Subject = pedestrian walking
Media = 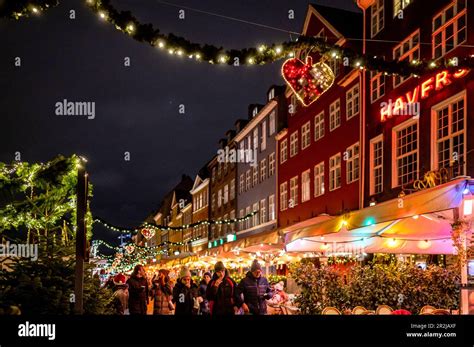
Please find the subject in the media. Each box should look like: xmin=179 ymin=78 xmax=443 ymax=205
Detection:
xmin=127 ymin=264 xmax=149 ymax=315
xmin=172 ymin=266 xmax=198 ymax=315
xmin=151 ymin=269 xmax=174 ymax=315
xmin=206 ymin=261 xmax=238 ymax=316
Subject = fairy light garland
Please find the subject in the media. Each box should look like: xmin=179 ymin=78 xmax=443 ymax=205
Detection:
xmin=2 ymin=0 xmax=474 ymax=75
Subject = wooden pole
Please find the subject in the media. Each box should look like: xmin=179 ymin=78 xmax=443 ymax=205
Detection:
xmin=74 ymin=160 xmax=88 ymax=314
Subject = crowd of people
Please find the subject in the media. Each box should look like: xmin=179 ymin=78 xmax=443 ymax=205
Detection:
xmin=103 ymin=259 xmax=289 ymax=315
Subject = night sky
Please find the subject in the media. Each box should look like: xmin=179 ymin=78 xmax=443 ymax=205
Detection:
xmin=0 ymin=0 xmax=357 ymax=244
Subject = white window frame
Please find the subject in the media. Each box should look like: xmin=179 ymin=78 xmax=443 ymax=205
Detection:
xmin=314 ymin=161 xmax=325 ymax=197
xmin=269 ymin=110 xmax=276 ymax=135
xmin=432 ymin=0 xmax=467 ymax=59
xmin=290 ymin=131 xmax=299 ymax=157
xmin=280 ymin=182 xmax=288 ymax=211
xmin=329 ymin=99 xmax=341 ymax=131
xmin=260 ymin=198 xmax=267 ymax=224
xmin=346 ymin=83 xmax=360 ymax=120
xmin=371 ymin=0 xmax=384 ymax=37
xmin=290 ymin=176 xmax=299 ymax=207
xmin=269 ymin=152 xmax=276 ymax=176
xmin=393 ymin=30 xmax=420 ymax=87
xmin=392 ymin=118 xmax=419 ymax=188
xmin=301 ymin=121 xmax=311 ymax=150
xmin=280 ymin=139 xmax=288 ymax=163
xmin=253 ymin=166 xmax=258 ymax=187
xmin=301 ymin=169 xmax=311 ymax=203
xmin=239 ymin=174 xmax=244 ymax=194
xmin=245 ymin=170 xmax=251 ymax=191
xmin=269 ymin=195 xmax=275 ymax=221
xmin=431 ymin=91 xmax=467 ymax=175
xmin=314 ymin=111 xmax=325 ymax=142
xmin=329 ymin=153 xmax=342 ymax=191
xmin=245 ymin=206 xmax=251 ymax=229
xmin=268 ymin=89 xmax=275 ymax=101
xmin=260 ymin=158 xmax=267 ymax=182
xmin=253 ymin=128 xmax=259 ymax=151
xmin=261 ymin=120 xmax=267 ymax=151
xmin=346 ymin=142 xmax=360 ymax=184
xmin=370 ymin=71 xmax=385 ymax=103
xmin=369 ymin=135 xmax=384 ymax=196
xmin=252 ymin=202 xmax=259 ymax=226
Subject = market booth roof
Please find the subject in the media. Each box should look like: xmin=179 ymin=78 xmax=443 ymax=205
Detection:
xmin=285 ymin=178 xmax=472 ymax=255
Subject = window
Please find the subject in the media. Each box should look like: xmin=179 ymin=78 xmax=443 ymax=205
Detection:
xmin=301 ymin=122 xmax=311 ymax=149
xmin=268 ymin=88 xmax=275 ymax=100
xmin=217 ymin=189 xmax=222 ymax=207
xmin=260 ymin=159 xmax=267 ymax=182
xmin=370 ymin=135 xmax=384 ymax=195
xmin=290 ymin=131 xmax=299 ymax=157
xmin=301 ymin=170 xmax=310 ymax=202
xmin=252 ymin=202 xmax=259 ymax=227
xmin=329 ymin=153 xmax=342 ymax=191
xmin=253 ymin=166 xmax=258 ymax=186
xmin=269 ymin=195 xmax=275 ymax=221
xmin=394 ymin=0 xmax=412 ymax=17
xmin=346 ymin=84 xmax=360 ymax=120
xmin=245 ymin=170 xmax=251 ymax=191
xmin=314 ymin=111 xmax=325 ymax=142
xmin=314 ymin=162 xmax=325 ymax=197
xmin=230 ymin=179 xmax=235 ymax=200
xmin=239 ymin=209 xmax=244 ymax=231
xmin=280 ymin=139 xmax=288 ymax=163
xmin=280 ymin=182 xmax=288 ymax=211
xmin=239 ymin=174 xmax=244 ymax=194
xmin=370 ymin=72 xmax=385 ymax=103
xmin=328 ymin=58 xmax=340 ymax=78
xmin=223 ymin=184 xmax=229 ymax=204
xmin=245 ymin=206 xmax=251 ymax=229
xmin=290 ymin=176 xmax=298 ymax=207
xmin=346 ymin=142 xmax=360 ymax=184
xmin=269 ymin=153 xmax=276 ymax=176
xmin=253 ymin=128 xmax=259 ymax=151
xmin=433 ymin=94 xmax=466 ymax=176
xmin=290 ymin=94 xmax=299 ymax=115
xmin=269 ymin=110 xmax=276 ymax=135
xmin=329 ymin=99 xmax=341 ymax=131
xmin=260 ymin=199 xmax=267 ymax=224
xmin=211 ymin=193 xmax=216 ymax=210
xmin=371 ymin=0 xmax=384 ymax=37
xmin=393 ymin=30 xmax=420 ymax=87
xmin=247 ymin=136 xmax=252 ymax=153
xmin=432 ymin=0 xmax=466 ymax=59
xmin=393 ymin=119 xmax=418 ymax=187
xmin=261 ymin=121 xmax=267 ymax=151
xmin=252 ymin=107 xmax=259 ymax=117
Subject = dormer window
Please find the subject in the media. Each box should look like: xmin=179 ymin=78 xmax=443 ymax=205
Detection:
xmin=252 ymin=107 xmax=259 ymax=117
xmin=268 ymin=89 xmax=275 ymax=101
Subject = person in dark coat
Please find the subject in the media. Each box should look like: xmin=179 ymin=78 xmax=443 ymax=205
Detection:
xmin=236 ymin=260 xmax=273 ymax=315
xmin=206 ymin=262 xmax=238 ymax=316
xmin=151 ymin=269 xmax=174 ymax=315
xmin=198 ymin=272 xmax=212 ymax=316
xmin=172 ymin=267 xmax=198 ymax=315
xmin=127 ymin=265 xmax=149 ymax=315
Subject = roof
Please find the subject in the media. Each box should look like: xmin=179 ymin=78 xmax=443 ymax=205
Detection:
xmin=310 ymin=3 xmax=362 ymax=39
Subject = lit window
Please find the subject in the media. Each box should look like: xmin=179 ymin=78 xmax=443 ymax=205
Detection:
xmin=432 ymin=0 xmax=466 ymax=59
xmin=223 ymin=185 xmax=229 ymax=204
xmin=290 ymin=131 xmax=299 ymax=157
xmin=269 ymin=110 xmax=276 ymax=135
xmin=280 ymin=139 xmax=288 ymax=163
xmin=239 ymin=174 xmax=244 ymax=194
xmin=393 ymin=119 xmax=418 ymax=187
xmin=245 ymin=170 xmax=251 ymax=191
xmin=394 ymin=0 xmax=413 ymax=17
xmin=346 ymin=142 xmax=360 ymax=184
xmin=260 ymin=199 xmax=267 ymax=224
xmin=393 ymin=30 xmax=420 ymax=87
xmin=314 ymin=111 xmax=325 ymax=142
xmin=370 ymin=136 xmax=384 ymax=195
xmin=260 ymin=159 xmax=267 ymax=182
xmin=370 ymin=72 xmax=385 ymax=103
xmin=328 ymin=58 xmax=340 ymax=78
xmin=371 ymin=0 xmax=384 ymax=37
xmin=280 ymin=182 xmax=288 ymax=211
xmin=268 ymin=195 xmax=275 ymax=220
xmin=329 ymin=153 xmax=341 ymax=191
xmin=253 ymin=166 xmax=258 ymax=187
xmin=329 ymin=99 xmax=341 ymax=131
xmin=433 ymin=94 xmax=466 ymax=176
xmin=314 ymin=162 xmax=325 ymax=197
xmin=253 ymin=128 xmax=259 ymax=151
xmin=239 ymin=209 xmax=244 ymax=231
xmin=261 ymin=120 xmax=267 ymax=151
xmin=268 ymin=88 xmax=275 ymax=101
xmin=290 ymin=176 xmax=299 ymax=207
xmin=301 ymin=122 xmax=311 ymax=149
xmin=230 ymin=179 xmax=236 ymax=200
xmin=301 ymin=170 xmax=310 ymax=202
xmin=346 ymin=83 xmax=360 ymax=120
xmin=290 ymin=94 xmax=299 ymax=116
xmin=245 ymin=206 xmax=251 ymax=229
xmin=218 ymin=189 xmax=222 ymax=207
xmin=252 ymin=202 xmax=259 ymax=226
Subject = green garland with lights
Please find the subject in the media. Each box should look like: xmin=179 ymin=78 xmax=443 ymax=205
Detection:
xmin=2 ymin=0 xmax=474 ymax=75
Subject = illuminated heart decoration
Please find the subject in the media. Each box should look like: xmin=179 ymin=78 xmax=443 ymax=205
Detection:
xmin=141 ymin=228 xmax=155 ymax=240
xmin=282 ymin=56 xmax=335 ymax=107
xmin=125 ymin=244 xmax=135 ymax=254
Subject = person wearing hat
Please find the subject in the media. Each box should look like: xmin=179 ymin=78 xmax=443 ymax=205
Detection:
xmin=112 ymin=273 xmax=129 ymax=315
xmin=235 ymin=259 xmax=273 ymax=315
xmin=198 ymin=271 xmax=212 ymax=316
xmin=127 ymin=265 xmax=149 ymax=315
xmin=172 ymin=266 xmax=198 ymax=315
xmin=206 ymin=261 xmax=238 ymax=316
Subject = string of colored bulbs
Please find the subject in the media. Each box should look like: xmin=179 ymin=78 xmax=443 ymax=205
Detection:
xmin=3 ymin=0 xmax=474 ymax=76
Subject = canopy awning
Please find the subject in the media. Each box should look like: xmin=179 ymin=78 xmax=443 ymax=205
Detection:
xmin=285 ymin=178 xmax=472 ymax=255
